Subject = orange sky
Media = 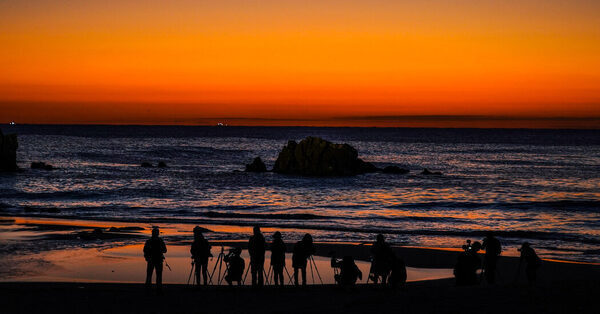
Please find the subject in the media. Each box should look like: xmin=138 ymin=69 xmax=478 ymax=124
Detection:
xmin=1 ymin=0 xmax=599 ymax=127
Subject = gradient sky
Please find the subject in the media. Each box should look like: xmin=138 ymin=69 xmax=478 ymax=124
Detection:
xmin=1 ymin=0 xmax=599 ymax=127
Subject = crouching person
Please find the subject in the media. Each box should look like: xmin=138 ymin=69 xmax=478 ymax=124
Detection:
xmin=333 ymin=256 xmax=362 ymax=287
xmin=388 ymin=254 xmax=407 ymax=288
xmin=224 ymin=247 xmax=245 ymax=286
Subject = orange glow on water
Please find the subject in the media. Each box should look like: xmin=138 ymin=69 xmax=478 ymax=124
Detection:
xmin=1 ymin=1 xmax=599 ymax=127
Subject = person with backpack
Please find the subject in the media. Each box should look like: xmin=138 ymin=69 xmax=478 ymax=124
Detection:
xmin=292 ymin=233 xmax=316 ymax=286
xmin=144 ymin=226 xmax=167 ymax=293
xmin=248 ymin=226 xmax=266 ymax=287
xmin=270 ymin=231 xmax=286 ymax=286
xmin=481 ymin=232 xmax=502 ymax=284
xmin=190 ymin=226 xmax=212 ymax=286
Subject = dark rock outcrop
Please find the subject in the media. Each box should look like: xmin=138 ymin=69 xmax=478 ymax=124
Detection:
xmin=31 ymin=161 xmax=54 ymax=170
xmin=382 ymin=166 xmax=409 ymax=174
xmin=141 ymin=162 xmax=153 ymax=168
xmin=272 ymin=137 xmax=377 ymax=176
xmin=245 ymin=157 xmax=267 ymax=172
xmin=421 ymin=168 xmax=442 ymax=175
xmin=0 ymin=129 xmax=18 ymax=171
xmin=157 ymin=161 xmax=167 ymax=168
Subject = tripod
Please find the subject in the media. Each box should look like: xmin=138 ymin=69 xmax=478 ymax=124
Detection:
xmin=187 ymin=260 xmax=195 ymax=286
xmin=265 ymin=264 xmax=293 ymax=286
xmin=308 ymin=255 xmax=324 ymax=285
xmin=208 ymin=247 xmax=230 ymax=285
xmin=242 ymin=261 xmax=270 ymax=286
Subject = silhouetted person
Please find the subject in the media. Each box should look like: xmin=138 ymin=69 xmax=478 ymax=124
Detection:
xmin=190 ymin=226 xmax=212 ymax=286
xmin=518 ymin=242 xmax=542 ymax=284
xmin=270 ymin=231 xmax=286 ymax=286
xmin=388 ymin=254 xmax=407 ymax=288
xmin=224 ymin=247 xmax=245 ymax=286
xmin=292 ymin=233 xmax=315 ymax=286
xmin=481 ymin=232 xmax=502 ymax=284
xmin=248 ymin=226 xmax=266 ymax=287
xmin=454 ymin=240 xmax=481 ymax=286
xmin=369 ymin=234 xmax=393 ymax=284
xmin=144 ymin=227 xmax=167 ymax=293
xmin=333 ymin=256 xmax=362 ymax=286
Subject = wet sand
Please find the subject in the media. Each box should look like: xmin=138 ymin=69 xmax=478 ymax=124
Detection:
xmin=1 ymin=243 xmax=599 ymax=313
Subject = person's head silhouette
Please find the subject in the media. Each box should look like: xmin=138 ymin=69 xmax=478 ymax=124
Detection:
xmin=273 ymin=231 xmax=282 ymax=239
xmin=253 ymin=226 xmax=261 ymax=236
xmin=193 ymin=226 xmax=203 ymax=239
xmin=151 ymin=226 xmax=159 ymax=238
xmin=302 ymin=233 xmax=313 ymax=244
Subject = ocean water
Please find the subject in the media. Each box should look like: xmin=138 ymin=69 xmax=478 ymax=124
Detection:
xmin=1 ymin=125 xmax=599 ymax=262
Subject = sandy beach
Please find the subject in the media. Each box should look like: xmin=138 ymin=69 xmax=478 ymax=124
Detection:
xmin=1 ymin=239 xmax=599 ymax=314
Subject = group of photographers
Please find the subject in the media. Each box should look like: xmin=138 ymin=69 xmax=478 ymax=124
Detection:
xmin=144 ymin=226 xmax=541 ymax=293
xmin=453 ymin=232 xmax=542 ymax=286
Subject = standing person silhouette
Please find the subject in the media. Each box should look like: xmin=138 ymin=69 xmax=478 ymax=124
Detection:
xmin=248 ymin=226 xmax=266 ymax=287
xmin=481 ymin=232 xmax=502 ymax=284
xmin=144 ymin=227 xmax=167 ymax=294
xmin=190 ymin=226 xmax=212 ymax=286
xmin=270 ymin=231 xmax=286 ymax=286
xmin=292 ymin=233 xmax=315 ymax=286
xmin=369 ymin=234 xmax=393 ymax=284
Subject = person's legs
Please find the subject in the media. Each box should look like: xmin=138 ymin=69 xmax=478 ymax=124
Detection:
xmin=293 ymin=267 xmax=299 ymax=286
xmin=257 ymin=262 xmax=264 ymax=286
xmin=526 ymin=265 xmax=536 ymax=284
xmin=251 ymin=262 xmax=258 ymax=286
xmin=145 ymin=261 xmax=154 ymax=287
xmin=301 ymin=266 xmax=307 ymax=286
xmin=201 ymin=263 xmax=208 ymax=285
xmin=194 ymin=260 xmax=201 ymax=286
xmin=485 ymin=257 xmax=497 ymax=284
xmin=155 ymin=262 xmax=163 ymax=291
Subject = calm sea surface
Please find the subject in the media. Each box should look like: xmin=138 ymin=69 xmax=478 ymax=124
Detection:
xmin=1 ymin=125 xmax=599 ymax=262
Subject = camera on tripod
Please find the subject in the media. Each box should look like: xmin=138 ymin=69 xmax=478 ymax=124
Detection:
xmin=461 ymin=239 xmax=481 ymax=254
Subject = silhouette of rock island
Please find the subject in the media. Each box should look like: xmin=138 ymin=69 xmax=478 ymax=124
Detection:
xmin=0 ymin=129 xmax=18 ymax=172
xmin=245 ymin=157 xmax=267 ymax=172
xmin=272 ymin=137 xmax=378 ymax=176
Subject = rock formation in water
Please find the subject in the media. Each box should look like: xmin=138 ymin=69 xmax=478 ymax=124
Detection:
xmin=245 ymin=157 xmax=267 ymax=172
xmin=0 ymin=129 xmax=18 ymax=171
xmin=421 ymin=168 xmax=442 ymax=175
xmin=272 ymin=137 xmax=378 ymax=176
xmin=31 ymin=161 xmax=54 ymax=170
xmin=382 ymin=165 xmax=409 ymax=174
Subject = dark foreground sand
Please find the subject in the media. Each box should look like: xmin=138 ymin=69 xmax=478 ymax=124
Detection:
xmin=1 ymin=244 xmax=599 ymax=314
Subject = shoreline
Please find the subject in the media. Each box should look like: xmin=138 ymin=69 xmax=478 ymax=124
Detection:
xmin=2 ymin=214 xmax=599 ymax=265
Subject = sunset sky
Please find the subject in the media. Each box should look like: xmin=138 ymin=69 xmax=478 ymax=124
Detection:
xmin=1 ymin=0 xmax=599 ymax=127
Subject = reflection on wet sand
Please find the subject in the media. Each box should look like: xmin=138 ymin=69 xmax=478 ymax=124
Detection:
xmin=1 ymin=244 xmax=453 ymax=284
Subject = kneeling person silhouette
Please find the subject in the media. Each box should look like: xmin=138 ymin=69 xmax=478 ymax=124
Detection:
xmin=332 ymin=256 xmax=362 ymax=286
xmin=224 ymin=247 xmax=245 ymax=286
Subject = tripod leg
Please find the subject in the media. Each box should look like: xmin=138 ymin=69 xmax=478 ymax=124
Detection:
xmin=187 ymin=262 xmax=194 ymax=286
xmin=209 ymin=255 xmax=221 ymax=285
xmin=310 ymin=256 xmax=324 ymax=285
xmin=309 ymin=257 xmax=315 ymax=285
xmin=266 ymin=265 xmax=272 ymax=285
xmin=284 ymin=266 xmax=293 ymax=285
xmin=219 ymin=260 xmax=231 ymax=285
xmin=242 ymin=264 xmax=251 ymax=285
xmin=263 ymin=268 xmax=269 ymax=286
xmin=217 ymin=254 xmax=224 ymax=284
